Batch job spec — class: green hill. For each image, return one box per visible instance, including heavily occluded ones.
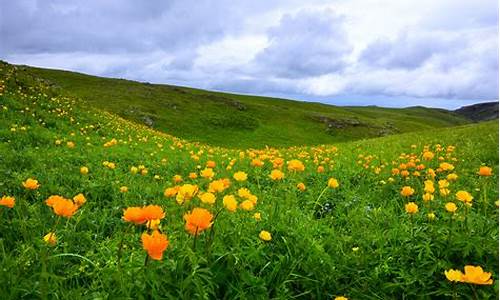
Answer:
[18,63,470,148]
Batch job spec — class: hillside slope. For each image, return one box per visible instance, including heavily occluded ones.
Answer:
[455,101,499,122]
[18,63,471,148]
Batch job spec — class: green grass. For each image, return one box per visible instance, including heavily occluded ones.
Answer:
[0,61,498,299]
[20,63,470,148]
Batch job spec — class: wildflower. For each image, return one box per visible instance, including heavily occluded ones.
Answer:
[198,192,216,205]
[400,186,415,197]
[400,170,410,177]
[206,160,216,168]
[141,230,169,260]
[189,172,198,179]
[184,208,213,235]
[80,166,89,175]
[52,198,78,218]
[444,269,464,282]
[405,202,418,214]
[328,178,339,189]
[223,195,238,212]
[334,297,348,300]
[73,193,86,206]
[173,175,183,183]
[297,182,306,191]
[0,196,15,208]
[208,179,226,193]
[240,200,255,211]
[251,159,264,167]
[439,162,454,171]
[478,166,492,176]
[176,184,198,205]
[317,165,325,173]
[164,186,179,198]
[462,265,494,285]
[287,159,305,172]
[142,205,165,221]
[259,230,272,241]
[130,166,138,174]
[423,180,435,193]
[123,207,146,224]
[66,141,75,148]
[140,168,148,176]
[269,169,284,180]
[22,178,40,190]
[254,212,261,221]
[238,188,252,199]
[200,168,215,179]
[456,191,473,203]
[445,202,457,213]
[422,151,434,161]
[233,171,248,182]
[422,193,434,202]
[427,212,436,220]
[120,186,128,193]
[43,232,57,246]
[146,219,161,230]
[447,173,458,181]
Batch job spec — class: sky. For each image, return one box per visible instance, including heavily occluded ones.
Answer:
[0,0,498,109]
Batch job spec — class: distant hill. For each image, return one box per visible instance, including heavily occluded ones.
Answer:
[9,62,472,148]
[454,102,499,122]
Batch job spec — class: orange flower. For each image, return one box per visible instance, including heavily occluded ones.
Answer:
[462,265,493,285]
[405,202,418,214]
[400,186,415,197]
[478,166,493,176]
[206,160,216,168]
[22,178,40,190]
[184,208,213,235]
[45,195,66,207]
[141,230,169,260]
[0,196,15,208]
[123,207,146,224]
[269,169,284,180]
[287,159,305,172]
[142,205,165,221]
[297,182,306,191]
[52,198,78,218]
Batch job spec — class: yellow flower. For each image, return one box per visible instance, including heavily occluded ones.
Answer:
[176,184,198,205]
[164,186,179,198]
[120,186,128,193]
[223,195,237,212]
[478,166,493,176]
[427,212,436,220]
[440,188,450,197]
[200,168,215,179]
[72,193,86,206]
[80,166,89,175]
[66,141,75,148]
[173,175,183,183]
[422,193,434,202]
[130,166,138,174]
[251,159,264,167]
[237,188,252,199]
[259,230,272,241]
[43,232,57,246]
[423,180,435,193]
[287,159,305,172]
[456,191,473,203]
[438,179,449,189]
[439,162,454,171]
[444,269,464,282]
[253,212,261,221]
[445,202,457,213]
[405,202,418,214]
[240,200,255,211]
[422,151,434,161]
[297,182,306,191]
[189,172,198,179]
[198,192,216,205]
[269,169,284,180]
[328,178,339,189]
[208,179,226,193]
[446,173,458,181]
[22,178,40,190]
[462,265,493,285]
[400,186,415,197]
[233,171,248,182]
[334,297,348,300]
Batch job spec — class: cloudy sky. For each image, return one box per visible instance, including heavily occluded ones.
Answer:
[1,0,498,108]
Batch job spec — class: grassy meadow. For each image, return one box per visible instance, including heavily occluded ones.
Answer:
[0,61,498,299]
[24,65,470,148]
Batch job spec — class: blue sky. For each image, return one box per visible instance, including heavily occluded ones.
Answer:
[0,0,498,109]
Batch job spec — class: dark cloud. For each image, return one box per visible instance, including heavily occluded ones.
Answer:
[254,9,351,78]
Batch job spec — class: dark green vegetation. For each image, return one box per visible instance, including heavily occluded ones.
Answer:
[22,64,471,148]
[455,101,499,122]
[0,61,498,299]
